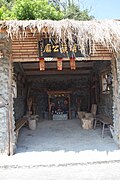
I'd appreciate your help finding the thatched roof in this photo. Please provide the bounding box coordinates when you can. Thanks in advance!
[0,19,120,55]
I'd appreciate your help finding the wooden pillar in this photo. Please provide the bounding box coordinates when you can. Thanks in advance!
[8,53,14,155]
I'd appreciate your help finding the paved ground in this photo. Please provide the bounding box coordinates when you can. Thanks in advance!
[0,118,120,167]
[1,162,120,180]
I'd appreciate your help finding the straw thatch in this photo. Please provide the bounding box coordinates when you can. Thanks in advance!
[0,19,120,55]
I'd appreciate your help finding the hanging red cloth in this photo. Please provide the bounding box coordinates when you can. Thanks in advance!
[39,58,45,71]
[70,57,76,70]
[57,58,63,71]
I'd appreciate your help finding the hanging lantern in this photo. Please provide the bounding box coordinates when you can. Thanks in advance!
[70,57,76,70]
[39,58,45,71]
[57,58,63,71]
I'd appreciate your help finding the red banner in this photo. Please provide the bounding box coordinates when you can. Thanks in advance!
[57,58,63,71]
[39,58,45,71]
[70,57,76,70]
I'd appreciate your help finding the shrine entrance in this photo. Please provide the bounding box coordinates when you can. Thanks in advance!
[11,21,114,128]
[12,45,115,156]
[47,90,71,120]
[1,20,120,156]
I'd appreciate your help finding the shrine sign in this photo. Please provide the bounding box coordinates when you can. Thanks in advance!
[38,39,88,58]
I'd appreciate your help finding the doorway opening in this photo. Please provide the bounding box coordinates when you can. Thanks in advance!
[12,59,115,153]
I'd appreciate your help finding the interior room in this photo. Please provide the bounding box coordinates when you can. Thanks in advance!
[13,60,113,123]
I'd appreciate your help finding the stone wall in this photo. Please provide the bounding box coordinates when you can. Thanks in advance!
[0,35,17,154]
[0,36,10,153]
[13,96,26,121]
[92,61,113,118]
[13,63,27,121]
[112,58,120,145]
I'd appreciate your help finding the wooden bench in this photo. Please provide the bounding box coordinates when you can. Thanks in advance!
[94,114,113,138]
[15,117,28,142]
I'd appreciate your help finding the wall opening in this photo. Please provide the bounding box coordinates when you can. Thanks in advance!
[12,59,116,153]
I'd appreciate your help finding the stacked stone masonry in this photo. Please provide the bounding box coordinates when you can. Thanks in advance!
[0,35,16,154]
[0,57,9,153]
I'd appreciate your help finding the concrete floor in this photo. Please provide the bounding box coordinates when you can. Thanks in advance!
[17,118,117,153]
[0,118,120,167]
[1,162,120,180]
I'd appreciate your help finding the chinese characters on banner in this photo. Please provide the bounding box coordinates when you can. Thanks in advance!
[38,39,84,58]
[38,38,88,70]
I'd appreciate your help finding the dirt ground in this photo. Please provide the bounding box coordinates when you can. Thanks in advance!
[0,118,120,167]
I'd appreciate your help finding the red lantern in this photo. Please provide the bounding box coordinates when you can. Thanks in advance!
[57,58,63,71]
[39,58,45,71]
[70,57,76,70]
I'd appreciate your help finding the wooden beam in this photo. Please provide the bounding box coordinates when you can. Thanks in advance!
[24,67,93,71]
[12,54,38,58]
[12,46,37,50]
[12,56,113,62]
[12,42,38,46]
[22,61,94,69]
[90,54,112,57]
[12,51,38,54]
[25,69,91,76]
[11,52,112,59]
[12,40,38,44]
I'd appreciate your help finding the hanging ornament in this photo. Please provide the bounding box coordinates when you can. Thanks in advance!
[39,58,45,71]
[70,57,76,70]
[57,58,63,71]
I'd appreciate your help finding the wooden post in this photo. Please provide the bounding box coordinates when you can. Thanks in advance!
[8,52,14,155]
